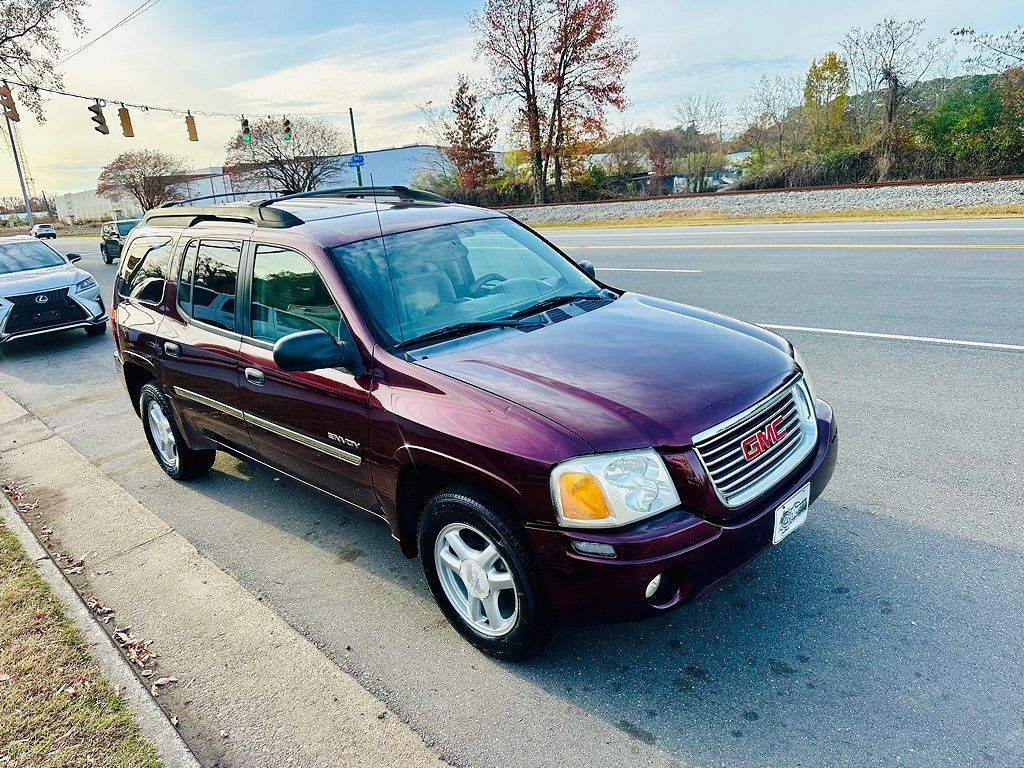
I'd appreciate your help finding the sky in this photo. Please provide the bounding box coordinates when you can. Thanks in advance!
[1,0,1020,197]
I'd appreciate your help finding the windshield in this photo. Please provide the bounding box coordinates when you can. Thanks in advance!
[117,220,140,236]
[0,240,66,275]
[329,217,602,349]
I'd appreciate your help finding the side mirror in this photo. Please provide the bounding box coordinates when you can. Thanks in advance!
[273,329,357,373]
[577,259,596,280]
[67,252,82,263]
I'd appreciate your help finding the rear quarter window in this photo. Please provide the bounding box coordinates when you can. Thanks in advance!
[116,236,175,305]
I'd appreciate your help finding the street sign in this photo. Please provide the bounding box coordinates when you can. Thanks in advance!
[347,154,365,168]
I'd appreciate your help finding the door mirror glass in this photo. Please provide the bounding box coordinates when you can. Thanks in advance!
[66,252,82,263]
[273,329,355,372]
[577,259,596,279]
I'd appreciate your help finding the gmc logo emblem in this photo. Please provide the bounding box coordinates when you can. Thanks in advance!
[740,416,788,461]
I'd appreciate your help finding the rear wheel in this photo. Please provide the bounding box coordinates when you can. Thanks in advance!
[139,381,215,480]
[100,244,110,264]
[418,484,553,661]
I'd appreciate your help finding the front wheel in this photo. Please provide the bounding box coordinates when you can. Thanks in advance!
[139,381,216,480]
[419,485,553,661]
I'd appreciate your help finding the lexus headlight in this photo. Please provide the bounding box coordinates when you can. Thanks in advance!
[74,276,97,293]
[790,344,816,401]
[551,449,681,528]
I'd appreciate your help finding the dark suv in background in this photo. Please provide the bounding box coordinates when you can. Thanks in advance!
[100,218,141,264]
[111,186,838,660]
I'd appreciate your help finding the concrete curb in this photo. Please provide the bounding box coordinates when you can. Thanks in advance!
[0,491,202,768]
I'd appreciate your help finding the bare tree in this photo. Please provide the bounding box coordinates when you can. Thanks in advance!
[673,91,725,192]
[224,116,348,194]
[954,26,1024,70]
[744,74,804,162]
[842,19,941,131]
[0,0,87,120]
[97,150,188,211]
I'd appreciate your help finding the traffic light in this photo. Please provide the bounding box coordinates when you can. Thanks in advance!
[0,83,19,122]
[89,100,109,135]
[241,117,251,143]
[118,106,134,137]
[185,113,198,142]
[283,117,292,141]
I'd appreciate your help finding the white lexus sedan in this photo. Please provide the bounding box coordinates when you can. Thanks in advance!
[0,235,107,344]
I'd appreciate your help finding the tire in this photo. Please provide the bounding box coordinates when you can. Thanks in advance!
[100,245,110,264]
[419,484,554,661]
[84,322,106,336]
[139,381,216,481]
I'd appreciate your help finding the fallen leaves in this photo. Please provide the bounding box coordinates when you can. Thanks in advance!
[150,676,177,697]
[114,628,158,669]
[0,674,11,684]
[86,596,114,616]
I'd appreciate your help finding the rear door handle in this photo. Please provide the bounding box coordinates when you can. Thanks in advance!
[244,367,265,386]
[163,342,181,358]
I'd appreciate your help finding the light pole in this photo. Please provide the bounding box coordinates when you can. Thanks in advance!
[4,116,33,225]
[349,107,362,187]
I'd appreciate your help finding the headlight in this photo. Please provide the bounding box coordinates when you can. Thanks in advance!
[791,344,816,401]
[74,276,98,293]
[551,449,681,528]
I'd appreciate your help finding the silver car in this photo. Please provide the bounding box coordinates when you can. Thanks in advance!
[0,235,107,344]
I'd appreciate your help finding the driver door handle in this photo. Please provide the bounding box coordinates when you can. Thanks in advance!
[163,342,181,358]
[244,367,265,386]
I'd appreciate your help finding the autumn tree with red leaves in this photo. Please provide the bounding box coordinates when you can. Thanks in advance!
[470,0,635,203]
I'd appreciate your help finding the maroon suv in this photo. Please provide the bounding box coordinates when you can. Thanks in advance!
[112,186,838,660]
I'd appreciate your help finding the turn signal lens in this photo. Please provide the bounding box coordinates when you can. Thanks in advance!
[558,472,610,521]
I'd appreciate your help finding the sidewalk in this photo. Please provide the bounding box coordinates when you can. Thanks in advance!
[0,390,448,768]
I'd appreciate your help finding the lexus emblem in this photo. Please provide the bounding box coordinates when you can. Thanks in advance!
[34,294,49,304]
[740,415,788,461]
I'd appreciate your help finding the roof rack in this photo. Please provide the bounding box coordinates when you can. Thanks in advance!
[262,185,451,206]
[159,191,282,208]
[140,185,450,230]
[142,204,303,229]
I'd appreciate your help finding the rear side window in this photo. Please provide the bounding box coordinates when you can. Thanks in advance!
[177,240,241,332]
[250,244,342,343]
[116,236,174,304]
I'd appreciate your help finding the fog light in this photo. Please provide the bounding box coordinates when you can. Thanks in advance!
[645,574,662,599]
[571,540,616,557]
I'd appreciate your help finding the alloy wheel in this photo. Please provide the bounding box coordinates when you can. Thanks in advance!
[146,400,179,471]
[433,522,519,637]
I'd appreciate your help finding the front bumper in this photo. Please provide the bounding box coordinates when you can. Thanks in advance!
[0,288,106,343]
[526,398,838,624]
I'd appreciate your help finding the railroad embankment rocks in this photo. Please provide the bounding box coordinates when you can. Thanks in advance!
[500,178,1024,224]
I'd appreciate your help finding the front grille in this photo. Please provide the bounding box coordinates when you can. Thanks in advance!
[693,380,817,508]
[3,288,88,334]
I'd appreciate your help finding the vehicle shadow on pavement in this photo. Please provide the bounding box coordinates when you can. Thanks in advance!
[175,458,1022,768]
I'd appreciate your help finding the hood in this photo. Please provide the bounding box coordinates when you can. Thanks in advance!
[0,262,83,296]
[418,293,797,453]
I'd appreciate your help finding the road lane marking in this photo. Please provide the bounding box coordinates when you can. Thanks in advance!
[597,267,703,273]
[565,243,1024,250]
[761,324,1024,352]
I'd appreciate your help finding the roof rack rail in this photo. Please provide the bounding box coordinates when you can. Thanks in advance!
[159,190,283,208]
[142,203,303,230]
[262,185,451,206]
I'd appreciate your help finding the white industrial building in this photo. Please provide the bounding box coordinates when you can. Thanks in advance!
[54,145,447,223]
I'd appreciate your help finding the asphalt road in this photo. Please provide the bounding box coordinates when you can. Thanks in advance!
[2,220,1022,768]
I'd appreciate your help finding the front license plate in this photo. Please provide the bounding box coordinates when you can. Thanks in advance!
[33,310,61,324]
[772,483,810,544]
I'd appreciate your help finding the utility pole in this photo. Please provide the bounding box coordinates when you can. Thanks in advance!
[349,107,362,186]
[4,116,34,226]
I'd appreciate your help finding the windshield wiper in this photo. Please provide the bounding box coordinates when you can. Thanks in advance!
[505,292,607,320]
[395,319,543,350]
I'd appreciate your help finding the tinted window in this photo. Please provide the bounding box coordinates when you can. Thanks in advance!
[250,245,342,343]
[0,240,65,274]
[177,241,198,312]
[117,236,174,304]
[188,240,241,331]
[117,220,140,236]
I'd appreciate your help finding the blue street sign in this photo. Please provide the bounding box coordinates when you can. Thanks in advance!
[347,154,365,167]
